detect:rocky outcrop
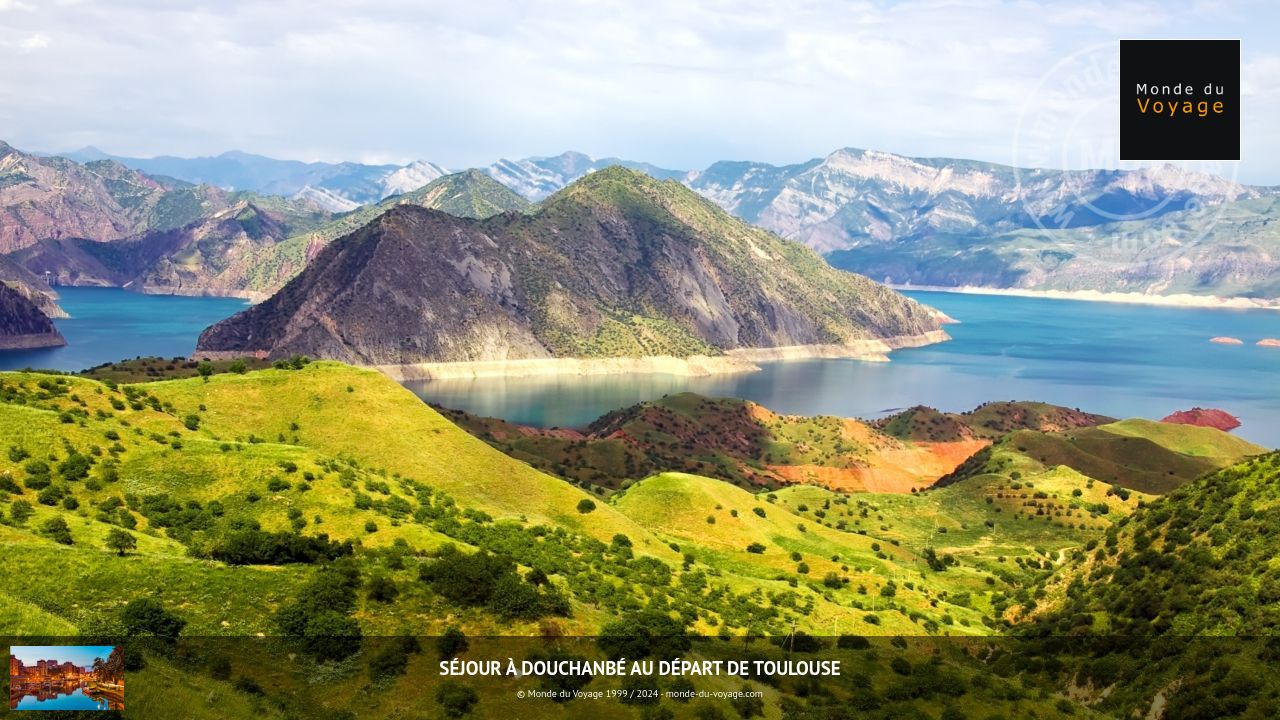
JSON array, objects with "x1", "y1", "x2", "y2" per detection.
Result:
[
  {"x1": 197, "y1": 167, "x2": 946, "y2": 366},
  {"x1": 1160, "y1": 408, "x2": 1241, "y2": 432},
  {"x1": 0, "y1": 283, "x2": 65, "y2": 350}
]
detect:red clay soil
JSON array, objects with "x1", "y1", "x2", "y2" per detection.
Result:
[{"x1": 1160, "y1": 407, "x2": 1241, "y2": 432}]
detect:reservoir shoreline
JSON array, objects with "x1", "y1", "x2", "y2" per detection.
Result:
[{"x1": 377, "y1": 330, "x2": 952, "y2": 382}]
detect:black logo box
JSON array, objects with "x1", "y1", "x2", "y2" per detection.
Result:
[{"x1": 1120, "y1": 39, "x2": 1240, "y2": 160}]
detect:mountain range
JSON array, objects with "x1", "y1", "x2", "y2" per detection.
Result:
[
  {"x1": 5, "y1": 138, "x2": 1280, "y2": 343},
  {"x1": 196, "y1": 167, "x2": 945, "y2": 365}
]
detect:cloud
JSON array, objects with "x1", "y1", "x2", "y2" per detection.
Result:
[
  {"x1": 18, "y1": 33, "x2": 48, "y2": 51},
  {"x1": 0, "y1": 0, "x2": 1276, "y2": 183}
]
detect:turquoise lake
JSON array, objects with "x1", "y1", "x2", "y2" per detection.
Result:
[
  {"x1": 407, "y1": 291, "x2": 1280, "y2": 447},
  {"x1": 0, "y1": 287, "x2": 249, "y2": 372},
  {"x1": 2, "y1": 287, "x2": 1278, "y2": 446}
]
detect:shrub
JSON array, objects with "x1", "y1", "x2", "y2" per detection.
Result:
[
  {"x1": 435, "y1": 681, "x2": 478, "y2": 718},
  {"x1": 304, "y1": 611, "x2": 363, "y2": 662},
  {"x1": 121, "y1": 598, "x2": 186, "y2": 640},
  {"x1": 40, "y1": 516, "x2": 73, "y2": 544},
  {"x1": 436, "y1": 626, "x2": 469, "y2": 658},
  {"x1": 211, "y1": 529, "x2": 353, "y2": 565},
  {"x1": 598, "y1": 609, "x2": 691, "y2": 660},
  {"x1": 745, "y1": 542, "x2": 766, "y2": 554},
  {"x1": 367, "y1": 575, "x2": 399, "y2": 603},
  {"x1": 576, "y1": 498, "x2": 597, "y2": 513}
]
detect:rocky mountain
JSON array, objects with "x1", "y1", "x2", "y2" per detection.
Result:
[
  {"x1": 11, "y1": 197, "x2": 331, "y2": 300},
  {"x1": 196, "y1": 167, "x2": 945, "y2": 365},
  {"x1": 1, "y1": 141, "x2": 227, "y2": 254},
  {"x1": 0, "y1": 282, "x2": 64, "y2": 349},
  {"x1": 685, "y1": 148, "x2": 1277, "y2": 298}
]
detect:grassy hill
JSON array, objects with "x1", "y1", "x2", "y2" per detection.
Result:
[
  {"x1": 440, "y1": 392, "x2": 985, "y2": 494},
  {"x1": 875, "y1": 401, "x2": 1114, "y2": 442},
  {"x1": 3, "y1": 360, "x2": 1265, "y2": 718},
  {"x1": 938, "y1": 418, "x2": 1263, "y2": 495}
]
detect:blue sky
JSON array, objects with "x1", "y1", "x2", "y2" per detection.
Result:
[
  {"x1": 1, "y1": 0, "x2": 1277, "y2": 182},
  {"x1": 10, "y1": 646, "x2": 115, "y2": 669}
]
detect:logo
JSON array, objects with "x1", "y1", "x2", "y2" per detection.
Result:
[{"x1": 1120, "y1": 40, "x2": 1240, "y2": 160}]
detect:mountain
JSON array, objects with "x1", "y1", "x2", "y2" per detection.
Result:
[
  {"x1": 0, "y1": 283, "x2": 64, "y2": 349},
  {"x1": 438, "y1": 392, "x2": 989, "y2": 493},
  {"x1": 0, "y1": 141, "x2": 226, "y2": 253},
  {"x1": 196, "y1": 167, "x2": 946, "y2": 365},
  {"x1": 7, "y1": 170, "x2": 528, "y2": 302},
  {"x1": 10, "y1": 197, "x2": 332, "y2": 300},
  {"x1": 485, "y1": 150, "x2": 686, "y2": 200},
  {"x1": 60, "y1": 147, "x2": 402, "y2": 209},
  {"x1": 57, "y1": 146, "x2": 685, "y2": 206},
  {"x1": 685, "y1": 148, "x2": 1277, "y2": 299}
]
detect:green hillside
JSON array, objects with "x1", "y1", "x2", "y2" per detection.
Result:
[{"x1": 938, "y1": 418, "x2": 1264, "y2": 495}]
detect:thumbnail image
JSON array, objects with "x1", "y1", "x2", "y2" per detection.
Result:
[{"x1": 9, "y1": 646, "x2": 124, "y2": 711}]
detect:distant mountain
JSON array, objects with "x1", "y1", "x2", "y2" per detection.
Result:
[
  {"x1": 56, "y1": 146, "x2": 681, "y2": 207},
  {"x1": 0, "y1": 140, "x2": 226, "y2": 253},
  {"x1": 11, "y1": 196, "x2": 331, "y2": 301},
  {"x1": 0, "y1": 282, "x2": 64, "y2": 350},
  {"x1": 484, "y1": 151, "x2": 686, "y2": 200},
  {"x1": 685, "y1": 148, "x2": 1277, "y2": 298},
  {"x1": 197, "y1": 167, "x2": 945, "y2": 365},
  {"x1": 59, "y1": 147, "x2": 400, "y2": 210}
]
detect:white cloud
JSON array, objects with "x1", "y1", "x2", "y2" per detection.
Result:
[
  {"x1": 19, "y1": 32, "x2": 48, "y2": 51},
  {"x1": 0, "y1": 0, "x2": 1276, "y2": 182}
]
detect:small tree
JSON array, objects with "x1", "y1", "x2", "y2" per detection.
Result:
[
  {"x1": 40, "y1": 516, "x2": 73, "y2": 545},
  {"x1": 229, "y1": 358, "x2": 248, "y2": 374},
  {"x1": 106, "y1": 527, "x2": 137, "y2": 556},
  {"x1": 576, "y1": 498, "x2": 597, "y2": 514},
  {"x1": 10, "y1": 499, "x2": 34, "y2": 525},
  {"x1": 196, "y1": 361, "x2": 214, "y2": 380}
]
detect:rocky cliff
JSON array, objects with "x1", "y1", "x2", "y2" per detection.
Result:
[{"x1": 0, "y1": 282, "x2": 65, "y2": 350}]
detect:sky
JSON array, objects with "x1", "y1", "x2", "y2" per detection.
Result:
[
  {"x1": 10, "y1": 645, "x2": 115, "y2": 669},
  {"x1": 1, "y1": 0, "x2": 1278, "y2": 183}
]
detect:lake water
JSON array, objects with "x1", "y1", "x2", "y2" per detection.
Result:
[
  {"x1": 406, "y1": 291, "x2": 1280, "y2": 447},
  {"x1": 11, "y1": 686, "x2": 112, "y2": 710},
  {"x1": 0, "y1": 286, "x2": 248, "y2": 372},
  {"x1": 3, "y1": 288, "x2": 1278, "y2": 446}
]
